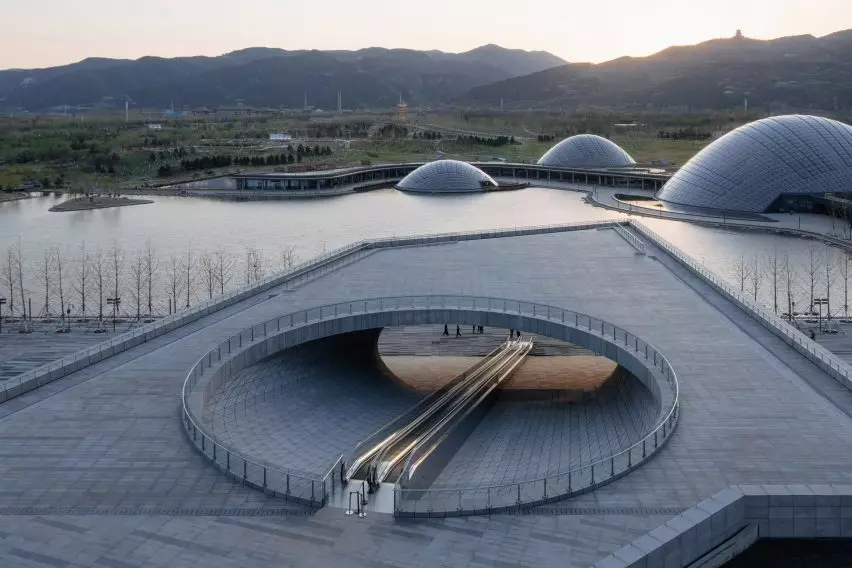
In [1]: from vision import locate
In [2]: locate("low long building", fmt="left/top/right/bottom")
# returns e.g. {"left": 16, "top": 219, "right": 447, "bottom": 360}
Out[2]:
{"left": 232, "top": 161, "right": 670, "bottom": 192}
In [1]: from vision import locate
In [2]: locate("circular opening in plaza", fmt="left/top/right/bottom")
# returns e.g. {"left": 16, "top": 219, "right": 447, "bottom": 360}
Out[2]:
{"left": 182, "top": 296, "right": 678, "bottom": 517}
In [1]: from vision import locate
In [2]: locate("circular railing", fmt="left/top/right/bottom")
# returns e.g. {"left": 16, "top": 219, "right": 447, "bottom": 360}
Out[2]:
{"left": 180, "top": 294, "right": 679, "bottom": 514}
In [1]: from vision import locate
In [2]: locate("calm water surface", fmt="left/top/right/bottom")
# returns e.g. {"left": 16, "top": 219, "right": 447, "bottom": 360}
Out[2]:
{"left": 0, "top": 187, "right": 846, "bottom": 315}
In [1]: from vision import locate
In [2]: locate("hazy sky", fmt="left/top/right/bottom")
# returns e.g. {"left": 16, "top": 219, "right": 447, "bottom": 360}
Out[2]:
{"left": 3, "top": 0, "right": 852, "bottom": 69}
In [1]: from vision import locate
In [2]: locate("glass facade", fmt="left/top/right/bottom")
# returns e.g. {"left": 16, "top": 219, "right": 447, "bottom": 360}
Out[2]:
{"left": 396, "top": 160, "right": 498, "bottom": 192}
{"left": 657, "top": 115, "right": 852, "bottom": 213}
{"left": 537, "top": 134, "right": 635, "bottom": 169}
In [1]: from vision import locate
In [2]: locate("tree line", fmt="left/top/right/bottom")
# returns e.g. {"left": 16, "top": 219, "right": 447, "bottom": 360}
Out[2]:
{"left": 456, "top": 135, "right": 517, "bottom": 147}
{"left": 730, "top": 246, "right": 852, "bottom": 324}
{"left": 657, "top": 129, "right": 714, "bottom": 141}
{"left": 0, "top": 241, "right": 298, "bottom": 328}
{"left": 157, "top": 145, "right": 334, "bottom": 176}
{"left": 413, "top": 130, "right": 443, "bottom": 140}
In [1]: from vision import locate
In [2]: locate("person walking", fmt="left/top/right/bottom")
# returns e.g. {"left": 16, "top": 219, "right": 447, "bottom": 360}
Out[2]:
{"left": 509, "top": 328, "right": 513, "bottom": 339}
{"left": 443, "top": 324, "right": 449, "bottom": 336}
{"left": 472, "top": 325, "right": 476, "bottom": 334}
{"left": 516, "top": 330, "right": 521, "bottom": 339}
{"left": 456, "top": 325, "right": 461, "bottom": 337}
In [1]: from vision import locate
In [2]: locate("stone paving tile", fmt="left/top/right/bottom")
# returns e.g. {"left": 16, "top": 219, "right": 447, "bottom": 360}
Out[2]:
{"left": 432, "top": 370, "right": 656, "bottom": 487}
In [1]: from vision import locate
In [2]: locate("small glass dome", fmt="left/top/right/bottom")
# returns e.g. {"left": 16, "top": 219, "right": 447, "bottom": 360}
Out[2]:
{"left": 538, "top": 134, "right": 635, "bottom": 169}
{"left": 396, "top": 160, "right": 498, "bottom": 193}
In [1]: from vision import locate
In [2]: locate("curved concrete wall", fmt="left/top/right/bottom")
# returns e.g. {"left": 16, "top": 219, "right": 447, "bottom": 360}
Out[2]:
{"left": 183, "top": 298, "right": 679, "bottom": 511}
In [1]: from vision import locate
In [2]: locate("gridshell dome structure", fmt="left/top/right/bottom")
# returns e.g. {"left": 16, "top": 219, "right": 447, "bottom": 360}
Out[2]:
{"left": 537, "top": 134, "right": 636, "bottom": 169}
{"left": 656, "top": 115, "right": 852, "bottom": 213}
{"left": 396, "top": 160, "right": 498, "bottom": 193}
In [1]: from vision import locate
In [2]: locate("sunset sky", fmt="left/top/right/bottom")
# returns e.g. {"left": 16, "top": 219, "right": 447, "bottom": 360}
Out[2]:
{"left": 3, "top": 0, "right": 852, "bottom": 69}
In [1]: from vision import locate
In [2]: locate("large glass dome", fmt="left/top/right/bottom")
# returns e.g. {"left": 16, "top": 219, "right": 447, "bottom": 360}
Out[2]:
{"left": 537, "top": 134, "right": 635, "bottom": 169}
{"left": 396, "top": 160, "right": 498, "bottom": 193}
{"left": 657, "top": 115, "right": 852, "bottom": 213}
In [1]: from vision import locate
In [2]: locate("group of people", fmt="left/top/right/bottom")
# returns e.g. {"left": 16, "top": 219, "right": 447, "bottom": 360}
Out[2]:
{"left": 442, "top": 324, "right": 485, "bottom": 336}
{"left": 441, "top": 324, "right": 521, "bottom": 338}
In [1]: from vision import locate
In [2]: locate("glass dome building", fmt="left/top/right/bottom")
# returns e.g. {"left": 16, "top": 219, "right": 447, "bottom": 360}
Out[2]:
{"left": 656, "top": 115, "right": 852, "bottom": 213}
{"left": 537, "top": 134, "right": 636, "bottom": 169}
{"left": 396, "top": 160, "right": 498, "bottom": 193}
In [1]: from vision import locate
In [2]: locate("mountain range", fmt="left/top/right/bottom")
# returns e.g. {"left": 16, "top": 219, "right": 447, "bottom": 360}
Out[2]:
{"left": 3, "top": 30, "right": 852, "bottom": 112}
{"left": 0, "top": 45, "right": 565, "bottom": 111}
{"left": 462, "top": 30, "right": 852, "bottom": 111}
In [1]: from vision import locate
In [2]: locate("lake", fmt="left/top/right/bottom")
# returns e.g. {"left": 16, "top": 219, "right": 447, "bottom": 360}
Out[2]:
{"left": 0, "top": 187, "right": 847, "bottom": 317}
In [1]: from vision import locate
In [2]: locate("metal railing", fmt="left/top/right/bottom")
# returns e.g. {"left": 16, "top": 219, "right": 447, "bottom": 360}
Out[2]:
{"left": 1, "top": 219, "right": 620, "bottom": 402}
{"left": 630, "top": 219, "right": 852, "bottom": 388}
{"left": 179, "top": 294, "right": 678, "bottom": 514}
{"left": 613, "top": 223, "right": 646, "bottom": 254}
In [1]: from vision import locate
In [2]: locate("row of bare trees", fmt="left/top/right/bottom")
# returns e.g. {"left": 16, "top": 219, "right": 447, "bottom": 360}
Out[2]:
{"left": 0, "top": 240, "right": 298, "bottom": 323}
{"left": 731, "top": 246, "right": 852, "bottom": 320}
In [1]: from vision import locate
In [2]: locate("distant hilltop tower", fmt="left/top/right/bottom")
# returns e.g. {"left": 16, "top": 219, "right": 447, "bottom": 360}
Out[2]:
{"left": 397, "top": 93, "right": 407, "bottom": 121}
{"left": 735, "top": 29, "right": 744, "bottom": 39}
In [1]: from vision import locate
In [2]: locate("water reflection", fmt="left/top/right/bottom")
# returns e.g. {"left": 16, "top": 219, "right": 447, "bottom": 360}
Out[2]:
{"left": 0, "top": 186, "right": 846, "bottom": 316}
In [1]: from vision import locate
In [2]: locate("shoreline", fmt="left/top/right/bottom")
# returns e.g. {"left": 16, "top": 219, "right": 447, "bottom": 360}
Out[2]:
{"left": 0, "top": 192, "right": 31, "bottom": 203}
{"left": 49, "top": 196, "right": 154, "bottom": 212}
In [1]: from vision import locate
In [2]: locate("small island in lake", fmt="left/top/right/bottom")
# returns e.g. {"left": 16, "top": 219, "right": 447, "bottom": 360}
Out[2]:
{"left": 0, "top": 191, "right": 31, "bottom": 203}
{"left": 49, "top": 195, "right": 154, "bottom": 212}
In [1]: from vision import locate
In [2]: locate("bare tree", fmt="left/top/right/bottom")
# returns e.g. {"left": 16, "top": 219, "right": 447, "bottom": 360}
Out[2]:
{"left": 73, "top": 241, "right": 90, "bottom": 318}
{"left": 214, "top": 247, "right": 235, "bottom": 295}
{"left": 733, "top": 255, "right": 751, "bottom": 293}
{"left": 767, "top": 249, "right": 781, "bottom": 314}
{"left": 109, "top": 243, "right": 124, "bottom": 316}
{"left": 749, "top": 254, "right": 763, "bottom": 302}
{"left": 280, "top": 246, "right": 297, "bottom": 271}
{"left": 92, "top": 247, "right": 106, "bottom": 325}
{"left": 16, "top": 239, "right": 26, "bottom": 322}
{"left": 825, "top": 247, "right": 839, "bottom": 327}
{"left": 805, "top": 246, "right": 821, "bottom": 314}
{"left": 54, "top": 247, "right": 66, "bottom": 324}
{"left": 129, "top": 250, "right": 144, "bottom": 320}
{"left": 198, "top": 252, "right": 217, "bottom": 300}
{"left": 38, "top": 249, "right": 56, "bottom": 315}
{"left": 185, "top": 242, "right": 195, "bottom": 309}
{"left": 785, "top": 254, "right": 797, "bottom": 322}
{"left": 167, "top": 255, "right": 184, "bottom": 315}
{"left": 245, "top": 248, "right": 266, "bottom": 284}
{"left": 844, "top": 253, "right": 851, "bottom": 319}
{"left": 2, "top": 248, "right": 15, "bottom": 316}
{"left": 143, "top": 240, "right": 158, "bottom": 318}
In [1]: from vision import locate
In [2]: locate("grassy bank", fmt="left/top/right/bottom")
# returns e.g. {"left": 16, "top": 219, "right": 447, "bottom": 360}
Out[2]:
{"left": 0, "top": 110, "right": 733, "bottom": 192}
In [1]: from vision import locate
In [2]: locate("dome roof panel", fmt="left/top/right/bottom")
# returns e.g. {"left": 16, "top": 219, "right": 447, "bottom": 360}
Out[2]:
{"left": 537, "top": 134, "right": 635, "bottom": 169}
{"left": 396, "top": 160, "right": 498, "bottom": 193}
{"left": 656, "top": 115, "right": 852, "bottom": 213}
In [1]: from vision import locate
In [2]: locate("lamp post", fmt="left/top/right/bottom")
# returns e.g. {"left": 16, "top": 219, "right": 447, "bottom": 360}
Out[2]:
{"left": 107, "top": 297, "right": 121, "bottom": 332}
{"left": 0, "top": 297, "right": 6, "bottom": 334}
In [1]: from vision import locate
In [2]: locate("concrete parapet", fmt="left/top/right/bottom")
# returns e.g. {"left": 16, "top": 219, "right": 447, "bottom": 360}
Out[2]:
{"left": 595, "top": 484, "right": 852, "bottom": 568}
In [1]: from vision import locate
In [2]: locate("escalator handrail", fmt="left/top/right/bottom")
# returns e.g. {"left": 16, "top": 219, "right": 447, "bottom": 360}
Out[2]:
{"left": 369, "top": 343, "right": 518, "bottom": 482}
{"left": 346, "top": 342, "right": 507, "bottom": 480}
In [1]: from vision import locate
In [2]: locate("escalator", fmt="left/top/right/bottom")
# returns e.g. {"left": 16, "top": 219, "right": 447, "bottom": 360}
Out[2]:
{"left": 346, "top": 338, "right": 532, "bottom": 489}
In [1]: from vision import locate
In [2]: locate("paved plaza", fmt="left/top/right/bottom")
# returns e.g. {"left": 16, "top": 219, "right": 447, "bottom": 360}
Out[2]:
{"left": 432, "top": 370, "right": 657, "bottom": 488}
{"left": 3, "top": 225, "right": 852, "bottom": 566}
